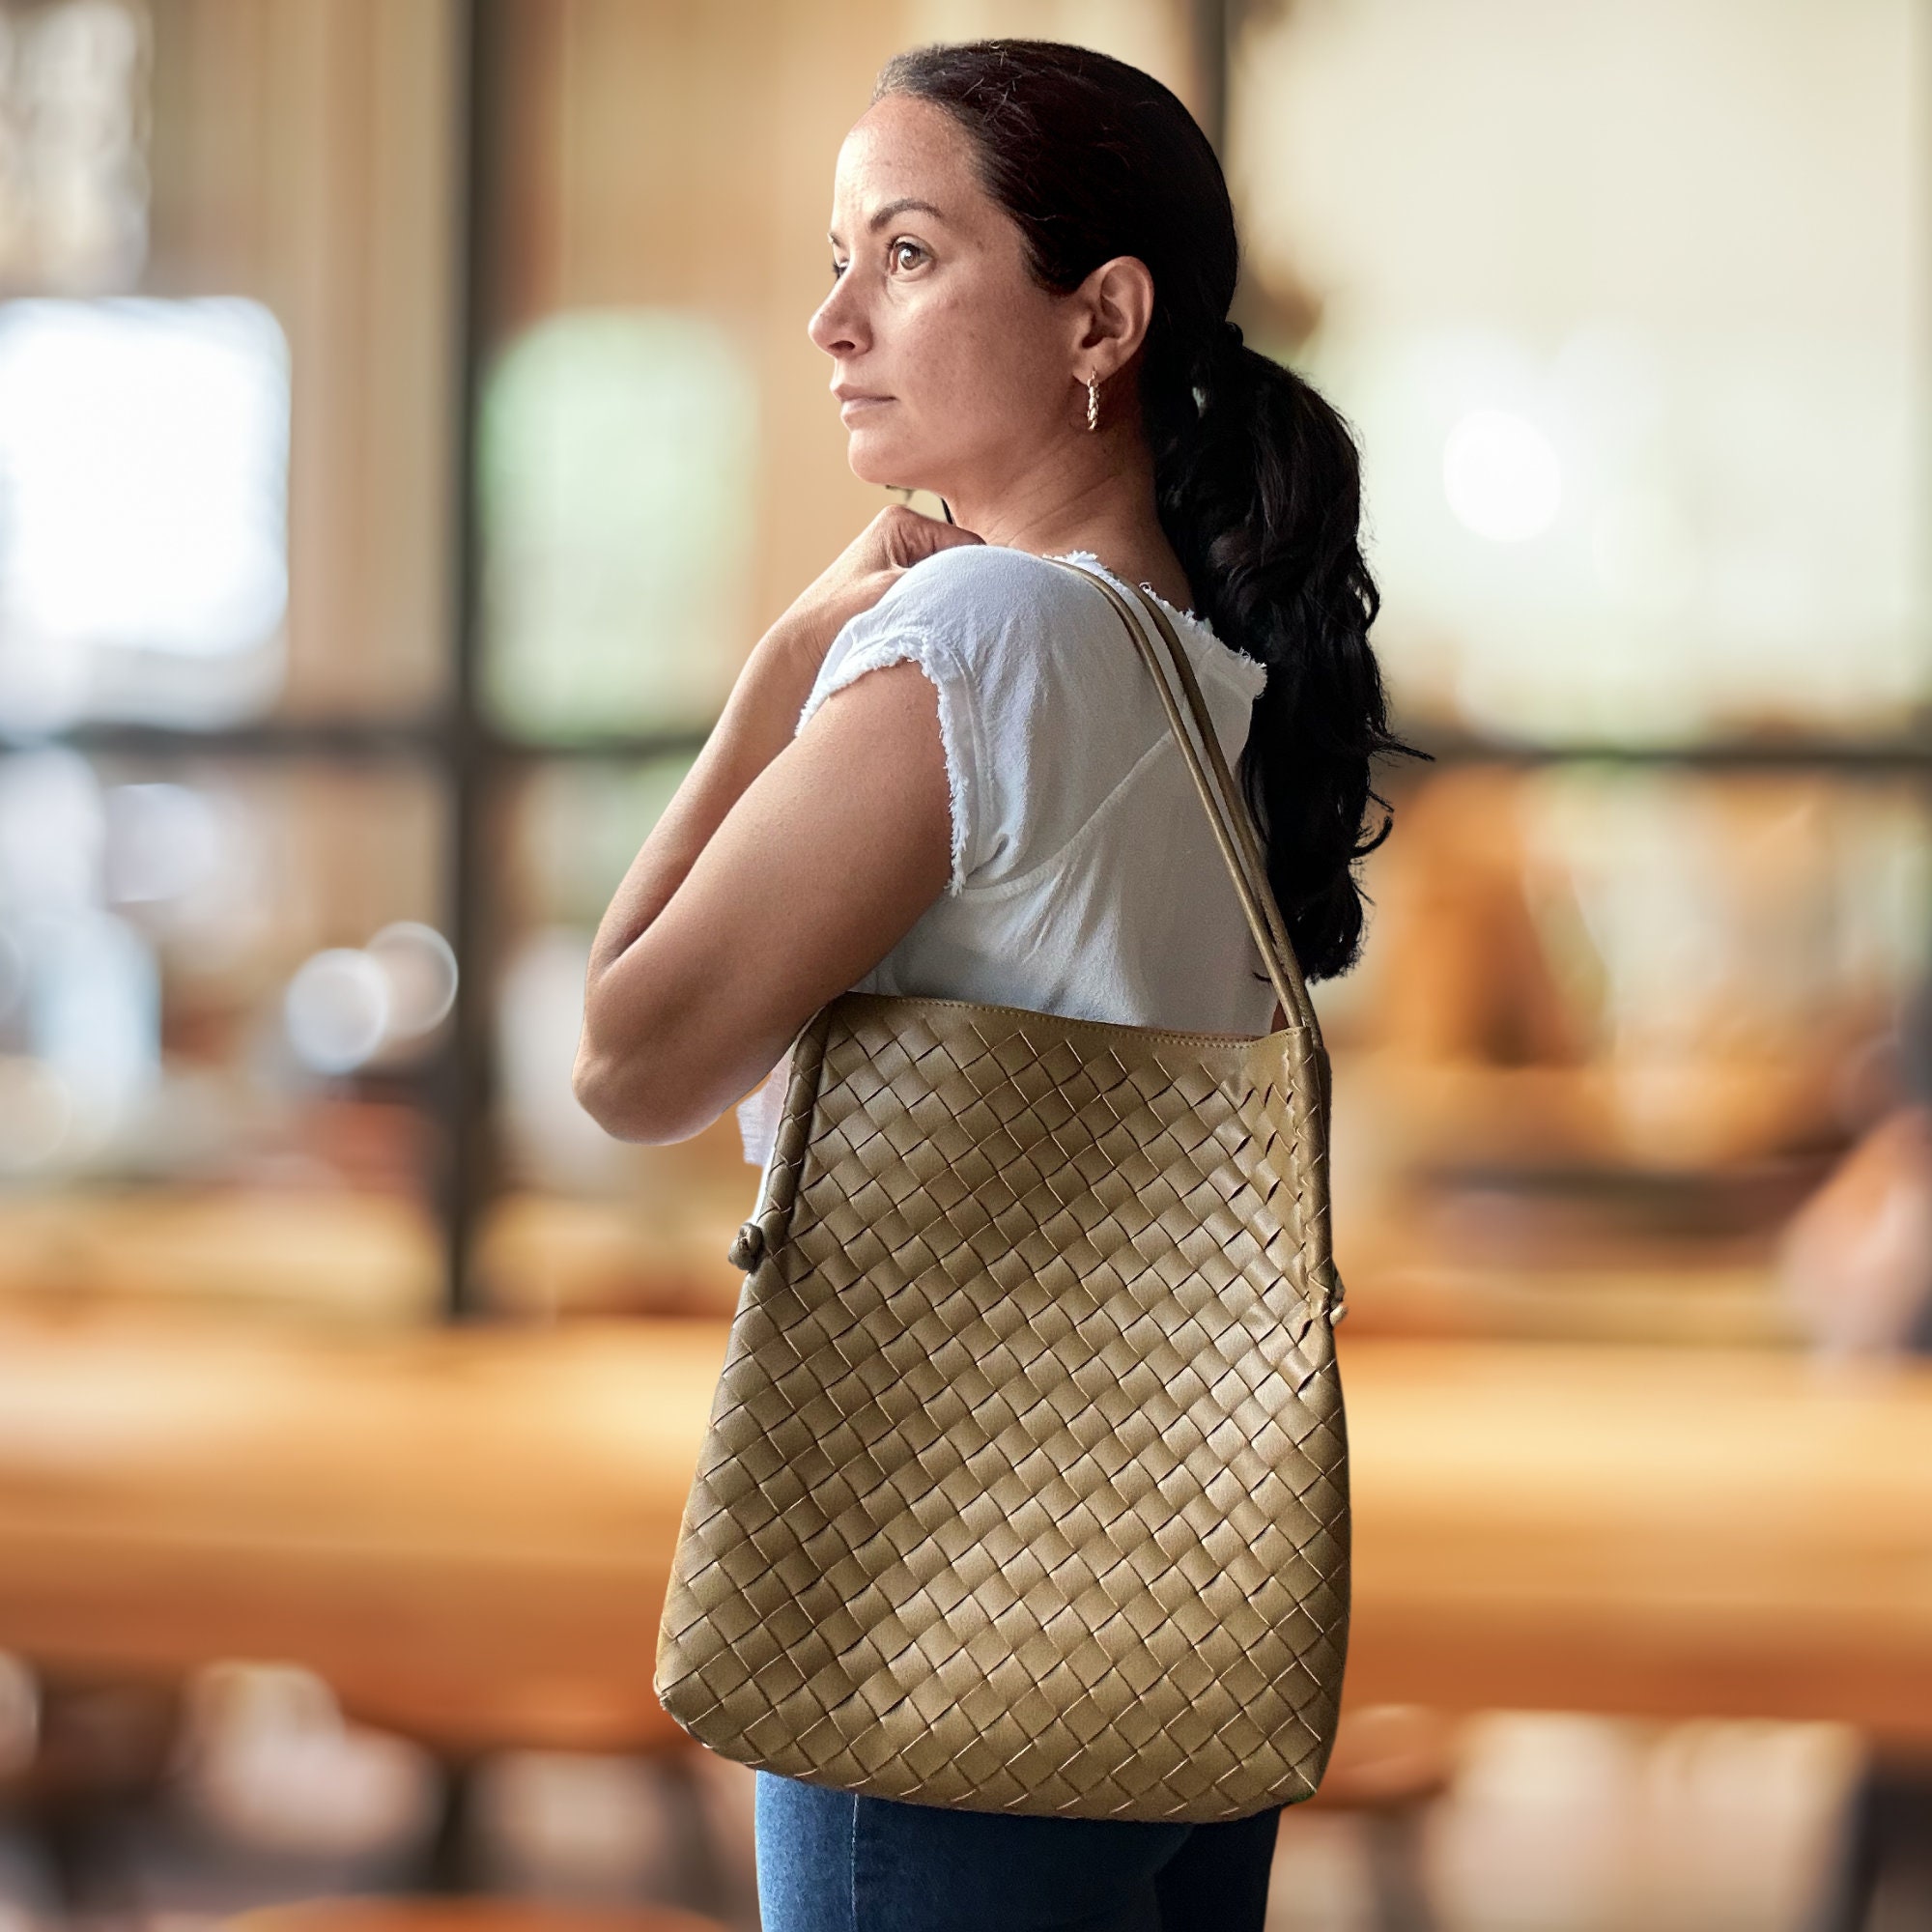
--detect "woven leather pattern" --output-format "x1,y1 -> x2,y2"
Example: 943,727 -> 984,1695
656,992 -> 1350,1822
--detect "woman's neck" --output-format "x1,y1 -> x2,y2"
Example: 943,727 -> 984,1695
942,435 -> 1198,616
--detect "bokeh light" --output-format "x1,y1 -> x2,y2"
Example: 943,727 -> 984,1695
0,298 -> 290,730
284,950 -> 391,1078
1442,409 -> 1564,543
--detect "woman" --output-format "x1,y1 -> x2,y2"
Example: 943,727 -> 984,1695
575,38 -> 1402,1932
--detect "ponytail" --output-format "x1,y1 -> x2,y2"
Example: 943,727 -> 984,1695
878,40 -> 1421,979
1151,326 -> 1408,978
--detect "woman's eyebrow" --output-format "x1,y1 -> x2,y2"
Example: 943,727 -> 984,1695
867,196 -> 945,230
828,197 -> 947,245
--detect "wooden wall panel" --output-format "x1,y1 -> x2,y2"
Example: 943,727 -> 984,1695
146,0 -> 457,721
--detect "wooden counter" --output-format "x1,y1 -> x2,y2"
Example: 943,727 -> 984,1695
0,1313 -> 722,1752
1337,1338 -> 1932,1742
0,1314 -> 1926,1749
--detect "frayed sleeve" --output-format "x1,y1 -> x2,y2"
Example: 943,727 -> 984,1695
794,625 -> 987,897
788,545 -> 1075,900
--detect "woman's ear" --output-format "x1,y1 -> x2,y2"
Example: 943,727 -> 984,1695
1073,255 -> 1156,381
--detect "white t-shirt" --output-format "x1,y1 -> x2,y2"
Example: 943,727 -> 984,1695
737,543 -> 1273,1163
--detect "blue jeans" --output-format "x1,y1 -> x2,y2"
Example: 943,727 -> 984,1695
754,1771 -> 1281,1932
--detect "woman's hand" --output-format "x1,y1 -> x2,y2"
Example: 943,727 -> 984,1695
765,502 -> 982,675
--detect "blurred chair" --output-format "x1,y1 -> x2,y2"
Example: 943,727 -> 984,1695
1780,1108 -> 1932,1930
1813,1755 -> 1932,1932
1303,1705 -> 1457,1932
288,1679 -> 736,1918
1777,1105 -> 1932,1356
8,1668 -> 183,1912
226,1900 -> 725,1932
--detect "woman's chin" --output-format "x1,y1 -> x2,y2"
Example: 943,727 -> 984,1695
844,428 -> 922,489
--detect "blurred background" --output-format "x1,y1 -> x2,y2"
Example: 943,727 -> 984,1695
0,2 -> 1927,1930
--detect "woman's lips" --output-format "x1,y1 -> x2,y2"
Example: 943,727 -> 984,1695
838,394 -> 893,422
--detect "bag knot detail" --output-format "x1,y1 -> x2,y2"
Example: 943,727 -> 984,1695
726,1220 -> 765,1271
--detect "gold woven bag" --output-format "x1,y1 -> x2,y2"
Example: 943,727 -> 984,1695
656,561 -> 1349,1822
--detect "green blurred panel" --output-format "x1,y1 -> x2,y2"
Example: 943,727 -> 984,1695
479,309 -> 758,741
510,753 -> 696,931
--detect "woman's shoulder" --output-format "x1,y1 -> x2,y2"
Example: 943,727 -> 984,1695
866,539 -> 1104,641
802,543 -> 1065,724
797,545 -> 1119,894
1047,552 -> 1269,703
883,544 -> 1268,702
816,543 -> 1123,735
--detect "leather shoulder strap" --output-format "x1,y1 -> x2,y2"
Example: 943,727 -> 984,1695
1043,557 -> 1322,1043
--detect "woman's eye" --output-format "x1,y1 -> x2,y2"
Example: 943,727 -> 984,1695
829,258 -> 848,281
891,240 -> 926,271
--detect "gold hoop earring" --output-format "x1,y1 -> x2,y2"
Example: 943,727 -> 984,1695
1086,372 -> 1100,434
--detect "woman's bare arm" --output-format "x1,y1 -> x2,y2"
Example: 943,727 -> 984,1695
573,507 -> 974,1144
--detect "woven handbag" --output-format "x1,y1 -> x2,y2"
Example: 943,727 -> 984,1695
655,559 -> 1349,1823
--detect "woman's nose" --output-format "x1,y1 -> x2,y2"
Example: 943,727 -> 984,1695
809,279 -> 865,357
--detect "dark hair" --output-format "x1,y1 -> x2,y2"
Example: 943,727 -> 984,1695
876,39 -> 1418,980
